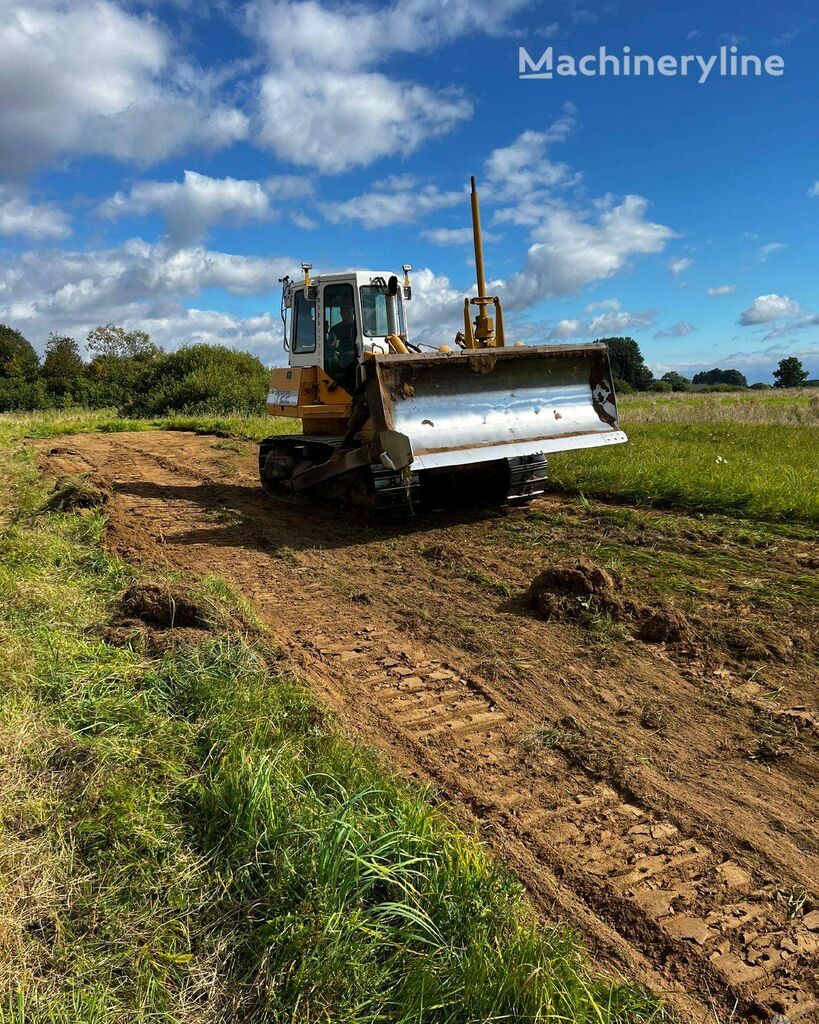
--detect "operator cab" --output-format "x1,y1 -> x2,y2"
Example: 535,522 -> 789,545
281,268 -> 412,395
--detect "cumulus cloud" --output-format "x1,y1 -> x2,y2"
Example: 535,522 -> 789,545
654,321 -> 697,339
248,0 -> 529,172
99,171 -> 310,244
0,0 -> 247,176
0,186 -> 70,239
0,238 -> 296,349
486,108 -> 580,226
257,71 -> 471,174
498,195 -> 675,310
543,307 -> 657,340
708,284 -> 735,296
321,178 -> 464,229
738,294 -> 800,326
808,181 -> 819,198
668,257 -> 693,276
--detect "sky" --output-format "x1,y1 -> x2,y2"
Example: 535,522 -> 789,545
0,0 -> 817,383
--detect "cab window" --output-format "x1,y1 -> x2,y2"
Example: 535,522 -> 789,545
292,289 -> 316,353
360,285 -> 389,336
323,283 -> 358,393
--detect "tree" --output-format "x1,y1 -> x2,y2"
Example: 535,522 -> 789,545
651,380 -> 673,392
661,371 -> 691,392
0,323 -> 39,380
601,337 -> 654,390
0,323 -> 46,411
86,323 -> 160,360
42,333 -> 84,399
772,357 -> 809,389
692,368 -> 747,389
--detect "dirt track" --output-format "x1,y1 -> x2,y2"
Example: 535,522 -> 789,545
38,432 -> 819,1023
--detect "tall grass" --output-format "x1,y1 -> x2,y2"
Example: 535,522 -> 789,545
0,437 -> 661,1021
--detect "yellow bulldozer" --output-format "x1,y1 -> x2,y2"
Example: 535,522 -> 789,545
260,178 -> 626,517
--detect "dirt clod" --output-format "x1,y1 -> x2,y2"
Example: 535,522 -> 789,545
43,474 -> 112,512
528,557 -> 624,619
637,606 -> 689,643
120,583 -> 209,629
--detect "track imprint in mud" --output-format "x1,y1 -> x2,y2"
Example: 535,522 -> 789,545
37,431 -> 819,1023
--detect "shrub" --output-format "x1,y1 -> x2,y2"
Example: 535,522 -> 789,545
651,380 -> 673,393
750,382 -> 772,390
122,344 -> 269,417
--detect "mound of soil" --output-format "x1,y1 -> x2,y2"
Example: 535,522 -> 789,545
44,473 -> 112,512
105,621 -> 210,656
528,557 -> 625,619
120,583 -> 209,629
636,606 -> 689,643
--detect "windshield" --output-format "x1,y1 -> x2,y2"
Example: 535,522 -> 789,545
360,286 -> 388,336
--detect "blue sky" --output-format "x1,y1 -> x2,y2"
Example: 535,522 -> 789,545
1,0 -> 817,382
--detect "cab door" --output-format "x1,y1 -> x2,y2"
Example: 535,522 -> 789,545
288,287 -> 317,368
321,280 -> 360,396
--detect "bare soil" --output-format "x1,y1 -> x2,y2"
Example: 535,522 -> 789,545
37,432 -> 819,1023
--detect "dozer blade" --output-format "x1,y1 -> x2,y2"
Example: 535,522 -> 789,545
364,342 -> 626,472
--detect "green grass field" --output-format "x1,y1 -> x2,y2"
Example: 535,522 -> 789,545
550,390 -> 819,522
0,427 -> 659,1021
4,388 -> 816,522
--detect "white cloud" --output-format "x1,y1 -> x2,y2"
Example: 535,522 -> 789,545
322,179 -> 464,229
758,241 -> 786,260
99,171 -> 310,244
421,227 -> 479,245
544,307 -> 657,339
404,267 -> 464,340
738,293 -> 800,326
0,186 -> 70,239
654,321 -> 697,339
249,0 -> 529,69
583,298 -> 620,313
486,107 -> 580,225
498,195 -> 675,310
708,284 -> 735,296
258,70 -> 471,174
0,238 -> 296,349
668,257 -> 693,276
760,313 -> 819,341
291,211 -> 319,231
808,181 -> 819,198
249,0 -> 529,173
0,0 -> 247,176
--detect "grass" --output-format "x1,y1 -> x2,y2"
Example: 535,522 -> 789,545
0,408 -> 290,445
0,433 -> 661,1020
548,391 -> 819,522
4,389 -> 817,524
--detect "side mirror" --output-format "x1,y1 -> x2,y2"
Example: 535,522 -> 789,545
307,285 -> 318,300
403,286 -> 412,300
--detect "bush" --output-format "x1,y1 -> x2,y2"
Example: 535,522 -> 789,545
613,377 -> 633,394
750,382 -> 772,390
123,344 -> 269,417
651,380 -> 673,393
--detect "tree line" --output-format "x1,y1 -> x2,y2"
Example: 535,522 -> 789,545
0,323 -> 814,417
603,337 -> 814,393
0,323 -> 269,416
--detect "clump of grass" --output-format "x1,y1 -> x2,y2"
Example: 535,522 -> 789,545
532,720 -> 611,778
0,431 -> 662,1021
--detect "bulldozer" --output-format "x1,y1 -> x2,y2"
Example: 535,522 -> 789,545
259,177 -> 626,517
